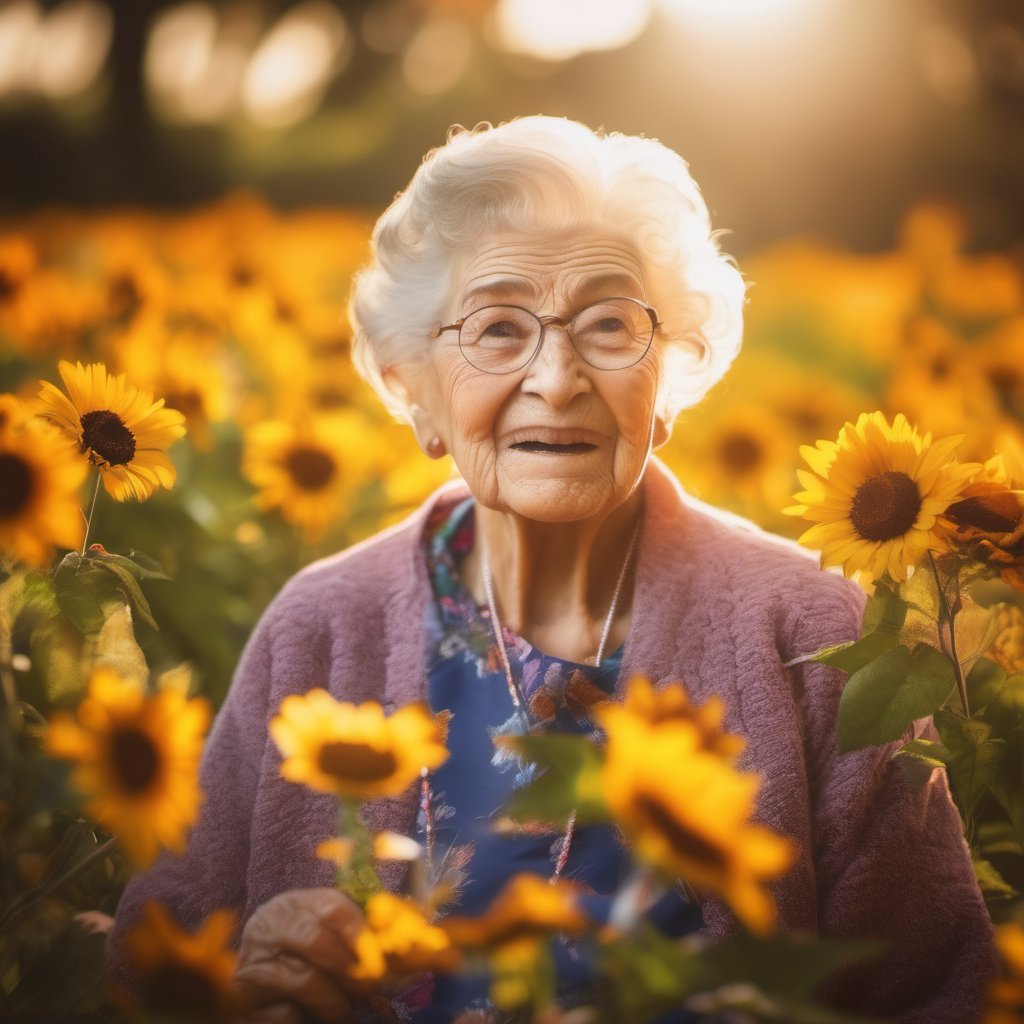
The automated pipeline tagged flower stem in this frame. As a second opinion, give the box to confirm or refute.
[0,835,119,933]
[81,473,102,555]
[927,551,970,717]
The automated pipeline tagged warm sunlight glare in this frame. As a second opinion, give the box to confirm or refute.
[493,0,652,61]
[658,0,817,27]
[241,2,350,129]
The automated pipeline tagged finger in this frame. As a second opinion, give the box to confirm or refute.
[234,953,354,1021]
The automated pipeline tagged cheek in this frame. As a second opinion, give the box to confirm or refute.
[439,364,508,444]
[609,365,661,448]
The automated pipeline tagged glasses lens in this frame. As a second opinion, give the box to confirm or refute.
[571,299,653,369]
[459,306,540,372]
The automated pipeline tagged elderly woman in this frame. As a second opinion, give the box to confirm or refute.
[105,117,993,1022]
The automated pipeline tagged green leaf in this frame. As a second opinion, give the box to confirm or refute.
[893,738,949,787]
[598,928,884,1024]
[52,555,112,636]
[861,579,908,636]
[933,710,1007,827]
[93,548,171,582]
[968,658,1007,714]
[787,631,900,674]
[973,857,1017,899]
[989,759,1024,847]
[681,933,885,1003]
[92,560,159,632]
[502,732,607,827]
[837,644,957,753]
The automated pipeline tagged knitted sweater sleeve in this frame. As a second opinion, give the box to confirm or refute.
[785,577,996,1024]
[102,601,277,995]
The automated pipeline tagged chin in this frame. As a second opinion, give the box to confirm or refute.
[499,478,616,524]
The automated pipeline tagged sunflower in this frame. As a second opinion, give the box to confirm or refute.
[617,675,745,760]
[594,702,795,936]
[270,691,448,799]
[985,921,1024,1024]
[242,410,382,542]
[347,893,461,981]
[0,412,87,567]
[37,361,186,502]
[661,402,799,518]
[988,605,1024,677]
[120,901,241,1020]
[940,453,1024,592]
[0,393,27,434]
[786,411,978,582]
[45,668,211,867]
[442,874,589,954]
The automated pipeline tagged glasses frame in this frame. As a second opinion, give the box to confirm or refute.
[433,295,661,374]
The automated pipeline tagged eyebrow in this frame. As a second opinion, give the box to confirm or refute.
[462,271,644,308]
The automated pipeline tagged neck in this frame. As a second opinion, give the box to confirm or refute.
[463,491,643,663]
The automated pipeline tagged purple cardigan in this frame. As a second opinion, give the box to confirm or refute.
[105,459,995,1021]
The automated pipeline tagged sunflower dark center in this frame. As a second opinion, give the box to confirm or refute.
[144,962,221,1014]
[108,274,142,323]
[850,470,921,542]
[635,794,728,871]
[231,263,255,287]
[317,741,397,783]
[719,433,762,475]
[0,453,33,517]
[80,409,136,466]
[110,727,160,794]
[947,494,1022,534]
[285,446,336,491]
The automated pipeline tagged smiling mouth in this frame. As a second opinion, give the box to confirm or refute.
[510,441,597,454]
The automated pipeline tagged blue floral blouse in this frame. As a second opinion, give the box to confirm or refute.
[408,495,703,1023]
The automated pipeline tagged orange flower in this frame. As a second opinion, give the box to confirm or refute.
[942,455,1024,592]
[121,902,241,1019]
[442,874,589,954]
[617,675,745,760]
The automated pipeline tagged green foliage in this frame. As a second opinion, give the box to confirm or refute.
[837,643,956,753]
[53,549,165,636]
[500,732,607,827]
[596,925,884,1024]
[934,710,1008,833]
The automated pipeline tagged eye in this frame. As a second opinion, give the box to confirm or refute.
[481,319,522,339]
[593,316,627,333]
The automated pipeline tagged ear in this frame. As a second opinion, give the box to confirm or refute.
[382,364,446,458]
[652,413,672,450]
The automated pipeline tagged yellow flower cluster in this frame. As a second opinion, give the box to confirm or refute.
[787,409,1024,586]
[45,668,211,868]
[596,676,796,936]
[270,690,449,799]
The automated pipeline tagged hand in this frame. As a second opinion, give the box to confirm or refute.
[231,888,377,1023]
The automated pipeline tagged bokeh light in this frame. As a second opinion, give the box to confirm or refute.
[492,0,652,61]
[241,2,351,129]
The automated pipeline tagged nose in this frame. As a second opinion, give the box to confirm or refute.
[520,323,592,408]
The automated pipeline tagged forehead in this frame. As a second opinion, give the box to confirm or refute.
[454,232,646,307]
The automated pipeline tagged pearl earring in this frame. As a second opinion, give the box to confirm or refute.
[426,436,445,457]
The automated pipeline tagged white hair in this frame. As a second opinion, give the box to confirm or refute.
[348,115,746,424]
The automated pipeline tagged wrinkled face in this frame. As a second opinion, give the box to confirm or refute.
[407,232,663,523]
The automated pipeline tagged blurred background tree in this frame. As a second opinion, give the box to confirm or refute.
[0,0,1022,253]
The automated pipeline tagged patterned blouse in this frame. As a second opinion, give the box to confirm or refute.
[407,495,703,1023]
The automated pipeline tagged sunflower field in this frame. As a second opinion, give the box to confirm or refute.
[2,196,1024,1021]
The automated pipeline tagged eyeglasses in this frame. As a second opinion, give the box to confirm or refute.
[434,296,660,374]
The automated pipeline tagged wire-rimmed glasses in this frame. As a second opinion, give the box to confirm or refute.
[434,296,660,374]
